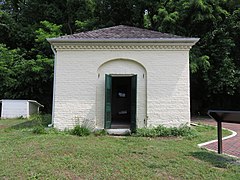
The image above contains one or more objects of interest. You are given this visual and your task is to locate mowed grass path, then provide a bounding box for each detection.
[0,118,239,179]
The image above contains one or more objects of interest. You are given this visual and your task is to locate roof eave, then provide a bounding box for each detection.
[28,100,44,107]
[47,38,200,45]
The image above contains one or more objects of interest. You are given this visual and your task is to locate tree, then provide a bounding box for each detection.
[1,0,240,114]
[0,20,61,112]
[0,44,21,98]
[34,20,62,57]
[143,0,240,113]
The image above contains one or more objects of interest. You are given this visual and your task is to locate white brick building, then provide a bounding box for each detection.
[48,25,199,131]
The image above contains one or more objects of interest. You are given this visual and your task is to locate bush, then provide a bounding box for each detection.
[134,125,197,138]
[46,128,62,134]
[174,125,196,137]
[94,129,107,136]
[32,125,47,134]
[70,125,91,136]
[29,114,52,126]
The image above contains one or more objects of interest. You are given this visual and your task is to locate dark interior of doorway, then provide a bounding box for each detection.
[111,77,131,129]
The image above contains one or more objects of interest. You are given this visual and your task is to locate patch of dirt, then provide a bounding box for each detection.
[0,125,7,129]
[54,170,83,180]
[155,170,180,180]
[147,136,182,141]
[110,136,181,140]
[110,135,128,138]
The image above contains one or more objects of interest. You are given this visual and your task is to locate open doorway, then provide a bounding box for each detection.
[111,77,131,128]
[105,75,137,131]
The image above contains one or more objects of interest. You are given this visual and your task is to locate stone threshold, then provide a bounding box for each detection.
[106,129,131,135]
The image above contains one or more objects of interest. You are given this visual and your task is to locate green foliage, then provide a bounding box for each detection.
[190,54,210,74]
[70,125,91,136]
[142,0,240,112]
[35,21,62,42]
[34,21,62,57]
[94,0,146,27]
[29,114,52,127]
[1,118,239,179]
[0,8,19,48]
[0,44,53,112]
[75,19,96,32]
[0,44,22,96]
[153,8,179,33]
[32,125,47,134]
[134,125,197,138]
[1,0,240,113]
[143,10,151,28]
[94,129,107,136]
[10,114,52,130]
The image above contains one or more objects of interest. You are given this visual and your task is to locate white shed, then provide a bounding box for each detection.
[0,99,44,118]
[48,25,199,131]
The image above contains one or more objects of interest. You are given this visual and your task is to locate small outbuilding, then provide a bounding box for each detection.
[48,25,199,131]
[0,99,43,118]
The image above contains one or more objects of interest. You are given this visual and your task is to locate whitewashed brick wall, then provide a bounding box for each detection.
[52,44,190,130]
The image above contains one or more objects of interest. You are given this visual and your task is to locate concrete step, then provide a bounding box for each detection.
[106,129,131,135]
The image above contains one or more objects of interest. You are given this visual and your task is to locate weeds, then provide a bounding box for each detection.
[94,129,107,136]
[11,114,51,129]
[29,114,52,127]
[134,125,197,138]
[32,125,47,134]
[70,125,91,136]
[2,115,197,138]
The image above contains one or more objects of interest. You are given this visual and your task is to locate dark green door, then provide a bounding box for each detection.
[105,74,137,130]
[105,74,112,128]
[130,75,137,132]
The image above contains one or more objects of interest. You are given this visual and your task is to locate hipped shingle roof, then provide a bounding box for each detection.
[56,25,184,40]
[47,25,199,44]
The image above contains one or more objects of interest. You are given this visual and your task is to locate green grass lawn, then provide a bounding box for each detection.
[0,118,239,179]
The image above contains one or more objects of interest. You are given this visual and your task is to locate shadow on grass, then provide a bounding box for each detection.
[190,151,237,168]
[11,114,51,129]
